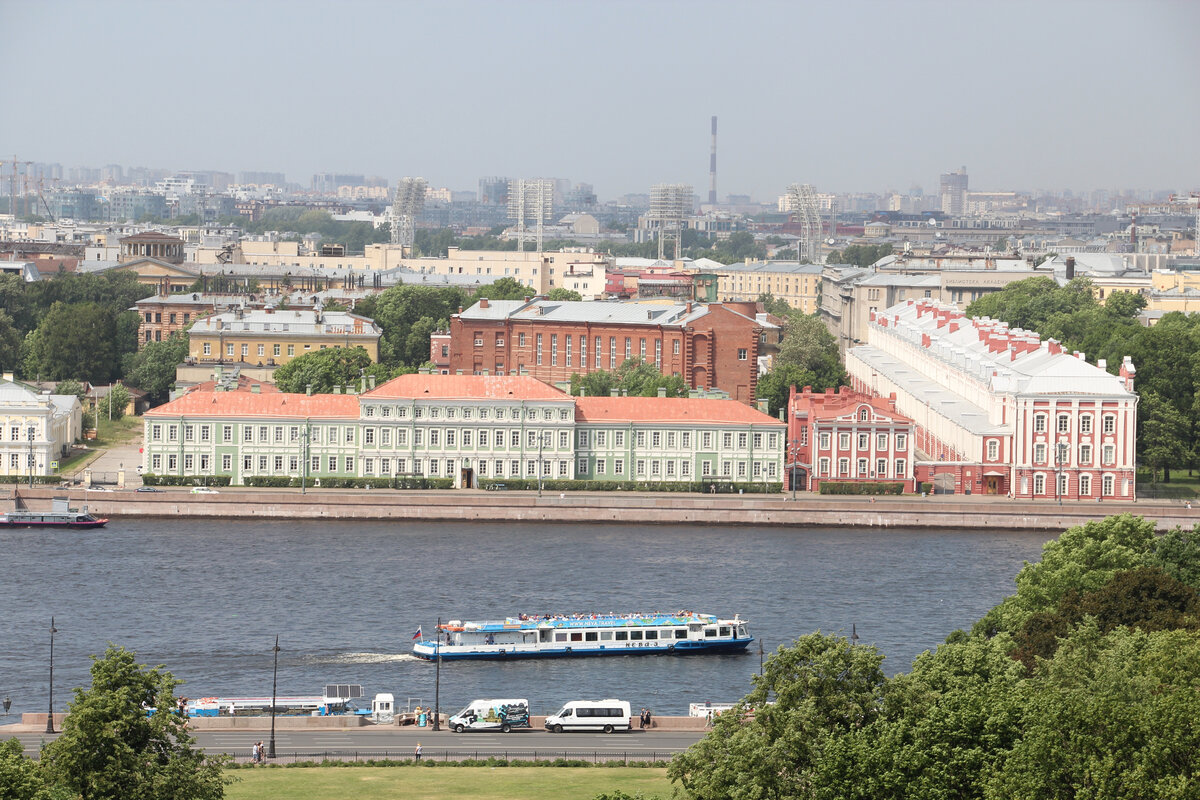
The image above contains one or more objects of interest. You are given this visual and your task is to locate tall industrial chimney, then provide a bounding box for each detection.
[708,116,717,205]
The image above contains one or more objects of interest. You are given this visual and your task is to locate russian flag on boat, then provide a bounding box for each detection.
[412,626,422,640]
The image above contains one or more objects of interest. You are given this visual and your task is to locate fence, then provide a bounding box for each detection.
[231,749,675,766]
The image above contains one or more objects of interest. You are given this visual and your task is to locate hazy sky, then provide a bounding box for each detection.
[3,0,1197,199]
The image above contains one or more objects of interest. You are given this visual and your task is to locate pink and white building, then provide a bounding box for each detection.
[786,386,917,493]
[846,299,1138,500]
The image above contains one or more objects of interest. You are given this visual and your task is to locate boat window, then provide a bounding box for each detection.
[630,631,643,640]
[675,629,687,639]
[720,627,730,637]
[600,631,613,640]
[570,632,583,642]
[737,626,747,637]
[555,632,568,642]
[705,628,717,637]
[615,631,628,641]
[584,632,598,642]
[645,630,658,640]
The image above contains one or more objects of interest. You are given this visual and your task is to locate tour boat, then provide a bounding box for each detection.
[0,508,107,529]
[412,612,752,661]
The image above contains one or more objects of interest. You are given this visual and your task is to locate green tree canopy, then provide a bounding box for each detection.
[473,277,531,301]
[271,346,392,394]
[546,288,583,302]
[39,645,228,800]
[775,313,845,389]
[0,309,21,373]
[360,285,466,367]
[24,302,119,384]
[97,383,131,421]
[122,335,189,403]
[0,738,55,800]
[826,244,893,268]
[570,359,688,399]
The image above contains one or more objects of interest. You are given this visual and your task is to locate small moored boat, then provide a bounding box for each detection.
[412,612,752,661]
[0,498,107,529]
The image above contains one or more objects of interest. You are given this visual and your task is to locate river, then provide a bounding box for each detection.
[0,519,1053,716]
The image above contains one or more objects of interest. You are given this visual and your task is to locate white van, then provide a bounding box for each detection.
[448,698,530,733]
[545,699,632,733]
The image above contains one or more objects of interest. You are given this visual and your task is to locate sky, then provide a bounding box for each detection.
[3,0,1198,200]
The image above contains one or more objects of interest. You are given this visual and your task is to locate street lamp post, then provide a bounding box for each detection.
[46,617,57,734]
[537,431,545,497]
[433,616,441,731]
[790,439,799,501]
[28,425,36,489]
[300,427,309,495]
[268,636,279,759]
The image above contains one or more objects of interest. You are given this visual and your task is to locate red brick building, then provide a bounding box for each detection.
[447,298,782,403]
[786,385,917,492]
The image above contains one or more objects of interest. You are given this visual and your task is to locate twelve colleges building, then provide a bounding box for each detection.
[142,375,785,487]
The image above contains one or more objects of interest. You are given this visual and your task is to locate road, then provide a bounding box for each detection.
[0,726,704,763]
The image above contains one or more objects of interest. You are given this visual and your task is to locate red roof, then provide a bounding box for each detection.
[574,396,783,426]
[186,376,282,394]
[367,374,571,401]
[145,391,359,419]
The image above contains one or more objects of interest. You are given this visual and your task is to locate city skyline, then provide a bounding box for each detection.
[3,0,1198,199]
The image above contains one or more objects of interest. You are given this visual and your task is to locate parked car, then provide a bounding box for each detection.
[136,486,162,492]
[190,487,219,495]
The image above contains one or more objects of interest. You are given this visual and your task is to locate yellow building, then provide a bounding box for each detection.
[701,261,824,313]
[188,306,381,368]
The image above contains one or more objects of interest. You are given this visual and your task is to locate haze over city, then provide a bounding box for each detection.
[3,0,1197,198]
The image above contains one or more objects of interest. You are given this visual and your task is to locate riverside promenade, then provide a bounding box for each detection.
[5,486,1195,531]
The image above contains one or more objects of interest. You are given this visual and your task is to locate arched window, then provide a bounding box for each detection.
[858,407,869,421]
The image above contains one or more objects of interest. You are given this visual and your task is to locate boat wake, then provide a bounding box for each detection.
[309,652,421,665]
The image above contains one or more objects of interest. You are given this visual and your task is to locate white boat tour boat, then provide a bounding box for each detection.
[412,612,752,661]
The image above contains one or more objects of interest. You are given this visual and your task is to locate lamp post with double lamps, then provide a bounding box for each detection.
[269,636,279,759]
[46,617,57,734]
[790,438,800,500]
[28,425,36,488]
[537,431,547,497]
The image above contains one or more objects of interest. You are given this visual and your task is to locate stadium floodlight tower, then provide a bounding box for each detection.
[650,183,692,261]
[787,183,822,264]
[508,178,555,252]
[391,177,428,255]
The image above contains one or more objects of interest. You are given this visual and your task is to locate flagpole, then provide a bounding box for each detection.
[433,616,441,731]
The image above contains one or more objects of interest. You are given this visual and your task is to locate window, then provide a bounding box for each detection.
[345,456,354,472]
[857,433,868,450]
[273,455,284,472]
[258,456,268,472]
[243,455,252,471]
[329,456,338,472]
[636,459,646,475]
[184,425,194,442]
[203,342,211,355]
[651,460,660,476]
[1058,473,1069,496]
[896,434,907,451]
[241,344,248,357]
[857,458,868,476]
[151,424,162,442]
[737,462,747,477]
[1080,474,1091,495]
[738,432,747,449]
[876,458,887,477]
[551,334,558,366]
[876,433,888,451]
[519,332,526,347]
[222,425,232,443]
[1102,445,1115,465]
[615,431,624,447]
[895,459,906,477]
[565,336,572,367]
[610,337,617,369]
[1034,473,1045,494]
[838,433,850,450]
[987,440,999,460]
[1102,474,1114,495]
[737,348,747,360]
[1034,414,1047,433]
[753,433,762,449]
[287,344,295,356]
[168,455,178,472]
[652,432,661,448]
[273,344,281,357]
[639,338,646,359]
[536,333,543,365]
[1080,444,1092,463]
[838,458,849,476]
[1080,415,1093,434]
[673,339,680,355]
[578,457,588,473]
[221,454,231,471]
[1034,443,1047,464]
[625,337,632,360]
[1057,414,1070,433]
[1103,415,1116,434]
[559,431,568,448]
[257,344,265,357]
[184,454,194,472]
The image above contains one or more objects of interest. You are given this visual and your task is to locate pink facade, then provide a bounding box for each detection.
[786,386,917,493]
[847,299,1138,500]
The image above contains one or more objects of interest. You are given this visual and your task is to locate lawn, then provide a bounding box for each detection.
[225,765,672,800]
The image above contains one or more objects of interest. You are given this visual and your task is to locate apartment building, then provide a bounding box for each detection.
[0,378,82,478]
[188,307,381,368]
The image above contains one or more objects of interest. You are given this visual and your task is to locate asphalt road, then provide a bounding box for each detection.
[0,726,705,763]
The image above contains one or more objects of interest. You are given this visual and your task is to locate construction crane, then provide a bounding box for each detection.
[36,176,55,222]
[1170,192,1200,256]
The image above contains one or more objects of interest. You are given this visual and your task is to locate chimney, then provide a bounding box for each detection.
[306,384,313,396]
[1119,356,1136,392]
[250,384,261,394]
[1098,358,1107,371]
[480,297,489,309]
[610,389,619,397]
[368,375,376,390]
[1065,256,1076,280]
[333,385,342,394]
[657,387,667,398]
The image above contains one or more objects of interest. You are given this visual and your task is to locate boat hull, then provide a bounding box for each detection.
[413,638,753,661]
[0,519,107,529]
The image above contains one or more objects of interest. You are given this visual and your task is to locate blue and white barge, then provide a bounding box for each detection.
[412,612,752,661]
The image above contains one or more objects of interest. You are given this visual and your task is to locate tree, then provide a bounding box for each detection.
[1150,525,1200,589]
[473,277,530,301]
[669,633,886,800]
[989,624,1200,799]
[272,346,391,394]
[756,364,820,417]
[53,379,87,401]
[973,514,1158,637]
[1139,390,1191,482]
[0,738,55,800]
[546,288,583,302]
[756,292,795,318]
[39,645,228,800]
[24,302,118,384]
[123,336,189,403]
[97,383,131,421]
[826,244,893,268]
[569,359,688,399]
[0,309,21,373]
[775,314,845,390]
[366,285,465,367]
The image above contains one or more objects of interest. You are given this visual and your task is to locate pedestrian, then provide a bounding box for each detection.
[251,741,261,765]
[639,708,647,729]
[644,708,652,729]
[414,742,422,762]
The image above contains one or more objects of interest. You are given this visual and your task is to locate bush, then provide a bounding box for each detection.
[139,474,232,487]
[0,474,63,484]
[818,481,905,495]
[240,476,454,490]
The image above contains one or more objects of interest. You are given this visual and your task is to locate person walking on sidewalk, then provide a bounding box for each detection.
[414,742,423,762]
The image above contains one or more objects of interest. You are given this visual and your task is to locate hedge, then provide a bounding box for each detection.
[0,474,63,484]
[478,478,782,494]
[242,476,454,490]
[818,481,905,495]
[140,474,232,487]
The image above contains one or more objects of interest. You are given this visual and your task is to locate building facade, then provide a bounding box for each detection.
[142,374,785,488]
[448,298,780,404]
[187,307,381,368]
[0,378,83,478]
[846,300,1138,500]
[786,386,917,493]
